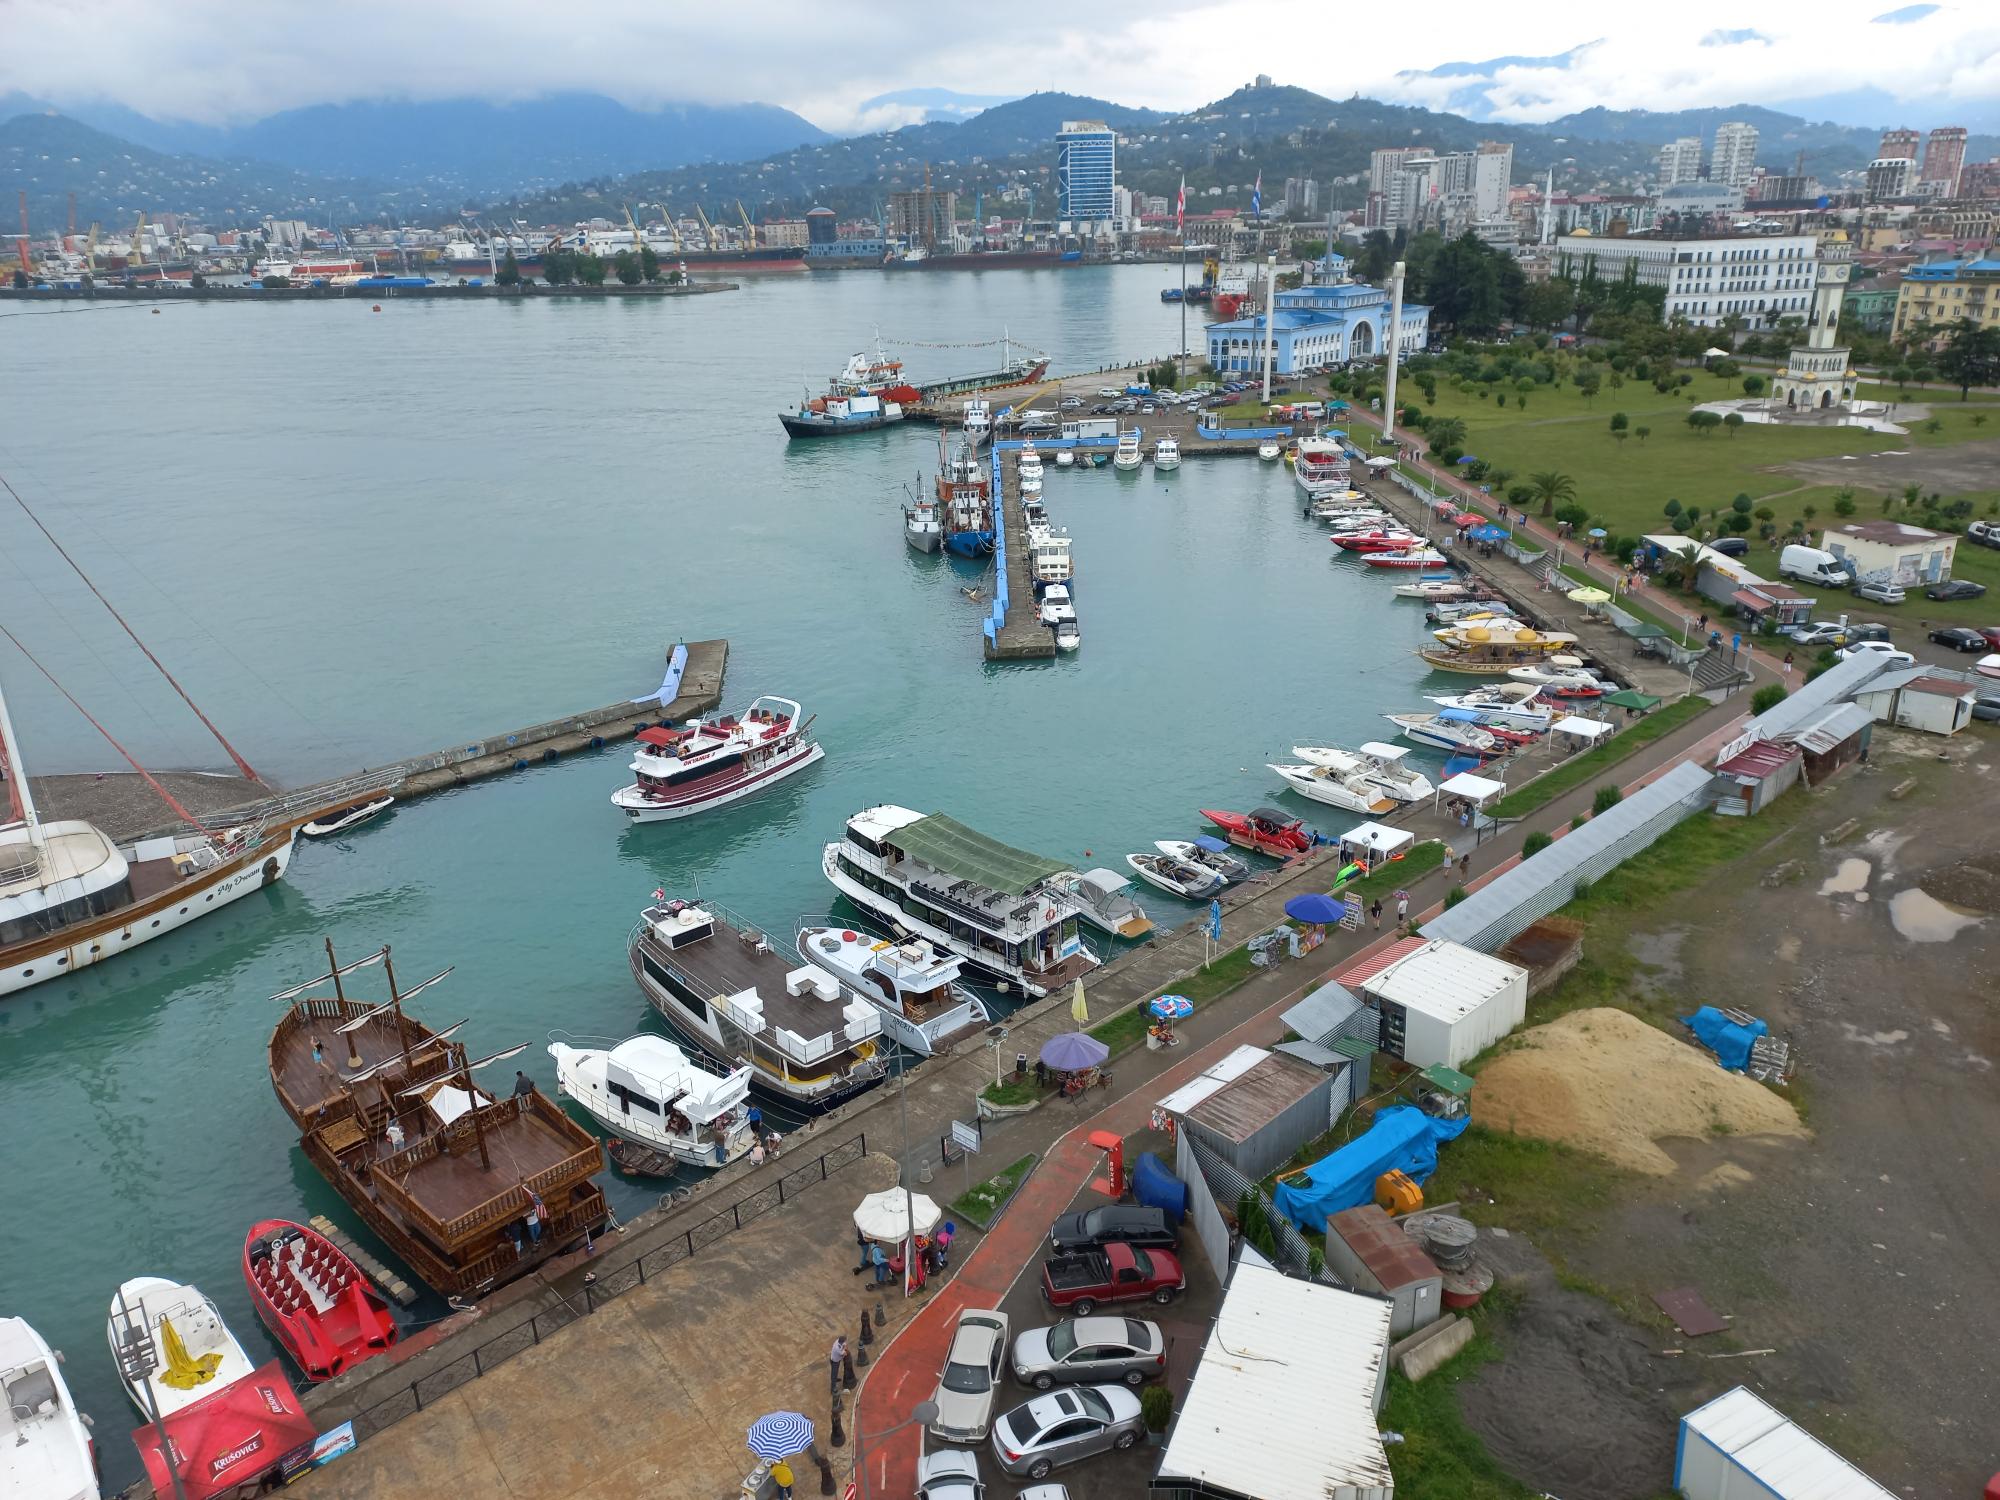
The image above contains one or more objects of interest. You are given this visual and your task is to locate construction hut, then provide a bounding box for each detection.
[1728,580,1812,634]
[1156,1044,1340,1181]
[1277,980,1377,1113]
[1850,668,1977,736]
[1323,1204,1444,1337]
[1330,938,1529,1070]
[1714,737,1803,816]
[1787,701,1872,781]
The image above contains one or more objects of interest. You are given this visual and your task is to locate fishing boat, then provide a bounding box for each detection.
[937,433,997,557]
[1293,436,1351,499]
[267,944,610,1296]
[821,806,1099,996]
[962,401,991,442]
[1125,851,1226,900]
[1153,438,1180,471]
[1267,760,1397,816]
[1425,683,1554,728]
[1051,870,1155,941]
[610,695,822,823]
[1154,837,1252,886]
[1258,441,1281,461]
[779,388,904,438]
[302,794,395,838]
[1384,711,1503,756]
[1363,547,1449,569]
[0,1316,97,1500]
[1113,431,1143,471]
[107,1278,254,1420]
[1038,584,1077,626]
[1421,625,1581,675]
[905,491,943,553]
[794,925,991,1056]
[1200,807,1313,857]
[547,1032,757,1165]
[1053,619,1082,652]
[242,1220,398,1383]
[629,900,886,1111]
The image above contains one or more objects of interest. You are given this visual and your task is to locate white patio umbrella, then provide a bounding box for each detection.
[853,1187,940,1242]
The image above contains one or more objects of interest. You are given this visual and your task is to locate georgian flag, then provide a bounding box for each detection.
[1252,172,1262,217]
[1176,174,1186,234]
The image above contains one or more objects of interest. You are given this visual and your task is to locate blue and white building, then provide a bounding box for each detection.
[1205,262,1431,375]
[1057,121,1117,226]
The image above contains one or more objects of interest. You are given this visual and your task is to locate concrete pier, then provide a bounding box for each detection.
[983,450,1057,661]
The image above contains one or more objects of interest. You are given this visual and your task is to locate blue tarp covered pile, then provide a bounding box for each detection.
[1271,1105,1471,1233]
[1684,1006,1767,1072]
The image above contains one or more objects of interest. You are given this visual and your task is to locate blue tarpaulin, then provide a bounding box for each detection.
[1271,1105,1470,1233]
[1684,1006,1767,1072]
[1132,1152,1187,1224]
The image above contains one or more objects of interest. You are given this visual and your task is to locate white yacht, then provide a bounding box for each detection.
[1027,528,1074,586]
[1113,431,1143,470]
[905,493,943,553]
[1037,584,1077,626]
[821,807,1099,997]
[547,1032,757,1166]
[1385,713,1503,757]
[0,1316,98,1500]
[1021,471,1043,496]
[1424,683,1555,729]
[794,925,990,1056]
[610,695,823,824]
[1293,436,1351,499]
[1053,619,1081,653]
[1153,437,1180,470]
[1153,838,1251,886]
[107,1277,254,1420]
[1125,851,1226,900]
[1267,759,1398,816]
[628,899,887,1113]
[1327,743,1436,804]
[1051,870,1154,940]
[1258,441,1281,461]
[1055,450,1075,468]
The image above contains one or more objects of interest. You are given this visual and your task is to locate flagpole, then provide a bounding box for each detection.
[1177,174,1187,387]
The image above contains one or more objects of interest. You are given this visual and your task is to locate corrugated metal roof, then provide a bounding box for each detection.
[1185,1054,1327,1144]
[1681,1387,1897,1498]
[1281,980,1363,1045]
[1719,739,1802,778]
[1786,702,1872,755]
[1329,1205,1443,1291]
[1156,1044,1270,1116]
[1361,940,1528,1023]
[1744,653,1893,740]
[1155,1262,1394,1500]
[1274,1038,1348,1070]
[1330,936,1428,988]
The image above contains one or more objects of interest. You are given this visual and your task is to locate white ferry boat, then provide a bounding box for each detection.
[821,807,1099,997]
[611,696,822,823]
[0,1316,98,1500]
[794,925,991,1056]
[627,899,886,1112]
[547,1032,758,1166]
[1293,436,1352,499]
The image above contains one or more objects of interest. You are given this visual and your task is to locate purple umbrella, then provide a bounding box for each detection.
[1040,1032,1110,1070]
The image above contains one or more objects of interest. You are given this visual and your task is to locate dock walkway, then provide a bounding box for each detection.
[983,449,1056,661]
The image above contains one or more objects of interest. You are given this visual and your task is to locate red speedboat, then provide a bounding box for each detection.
[243,1220,398,1382]
[1481,722,1541,746]
[1331,531,1420,553]
[1201,806,1313,857]
[1540,681,1605,699]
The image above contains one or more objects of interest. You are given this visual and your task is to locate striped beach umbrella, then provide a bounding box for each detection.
[747,1411,814,1461]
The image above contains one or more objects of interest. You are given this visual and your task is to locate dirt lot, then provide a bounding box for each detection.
[1488,729,2000,1497]
[1781,434,2000,495]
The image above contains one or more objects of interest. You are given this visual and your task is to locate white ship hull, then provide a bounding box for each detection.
[548,1042,755,1166]
[108,1277,254,1421]
[614,741,823,823]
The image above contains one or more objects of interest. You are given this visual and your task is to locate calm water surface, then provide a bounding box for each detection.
[0,267,1446,1483]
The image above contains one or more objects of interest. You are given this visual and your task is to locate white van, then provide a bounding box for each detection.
[1779,544,1851,588]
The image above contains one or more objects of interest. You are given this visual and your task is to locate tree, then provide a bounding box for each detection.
[1742,374,1765,397]
[576,254,607,287]
[1424,416,1467,455]
[1575,369,1603,406]
[1634,425,1650,444]
[1609,411,1629,436]
[1685,410,1722,437]
[1354,229,1394,283]
[1522,277,1575,332]
[1750,683,1788,715]
[1937,318,2000,400]
[1522,831,1554,857]
[541,247,576,285]
[1731,494,1753,515]
[1663,497,1683,519]
[1592,785,1623,816]
[1723,412,1744,436]
[495,248,522,287]
[612,250,642,285]
[1506,484,1534,510]
[1526,470,1577,518]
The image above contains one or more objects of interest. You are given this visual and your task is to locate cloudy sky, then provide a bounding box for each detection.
[6,0,1996,130]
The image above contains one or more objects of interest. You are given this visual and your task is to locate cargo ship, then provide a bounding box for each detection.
[885,247,1080,272]
[442,239,806,278]
[919,355,1050,402]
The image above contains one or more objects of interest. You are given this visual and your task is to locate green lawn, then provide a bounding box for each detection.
[1486,696,1711,819]
[1553,564,1698,641]
[1087,943,1262,1055]
[949,1153,1037,1230]
[1342,839,1447,899]
[979,1076,1044,1107]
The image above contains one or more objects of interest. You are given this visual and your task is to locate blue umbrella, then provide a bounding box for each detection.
[1470,524,1510,542]
[1040,1032,1110,1070]
[1456,454,1478,465]
[1283,892,1345,923]
[747,1413,815,1461]
[1148,995,1194,1020]
[1587,527,1608,538]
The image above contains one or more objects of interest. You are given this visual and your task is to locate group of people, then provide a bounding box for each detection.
[854,1222,953,1291]
[1366,891,1413,931]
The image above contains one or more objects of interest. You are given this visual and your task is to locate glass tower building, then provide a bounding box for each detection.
[1057,121,1117,222]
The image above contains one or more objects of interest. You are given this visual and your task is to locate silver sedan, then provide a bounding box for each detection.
[1011,1316,1165,1391]
[990,1384,1144,1480]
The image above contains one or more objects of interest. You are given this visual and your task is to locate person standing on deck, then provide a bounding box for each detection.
[514,1071,534,1099]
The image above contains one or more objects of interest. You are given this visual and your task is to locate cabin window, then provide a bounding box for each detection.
[608,1082,661,1116]
[640,953,711,1023]
[665,751,745,788]
[846,829,884,858]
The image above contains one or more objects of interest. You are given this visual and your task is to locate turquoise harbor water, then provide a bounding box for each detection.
[0,267,1446,1485]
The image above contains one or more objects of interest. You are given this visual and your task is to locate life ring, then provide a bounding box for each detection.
[1044,907,1057,922]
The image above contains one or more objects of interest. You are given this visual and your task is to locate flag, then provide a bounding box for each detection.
[1208,899,1223,942]
[1175,175,1185,236]
[1252,172,1262,218]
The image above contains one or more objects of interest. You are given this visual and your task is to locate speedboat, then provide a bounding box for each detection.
[1053,618,1081,652]
[302,794,395,837]
[794,926,991,1056]
[1330,530,1420,552]
[0,1316,98,1500]
[1393,579,1480,600]
[1125,851,1226,900]
[548,1032,757,1163]
[1506,656,1603,689]
[1055,450,1074,468]
[243,1220,399,1383]
[1267,761,1397,815]
[611,695,823,823]
[905,494,944,553]
[1154,837,1251,886]
[1539,677,1607,699]
[1364,547,1449,569]
[1258,441,1281,461]
[1153,438,1180,470]
[1347,742,1435,804]
[1052,869,1156,941]
[1425,683,1555,728]
[108,1277,255,1420]
[1200,806,1312,857]
[1384,712,1502,756]
[1038,584,1076,626]
[1113,431,1143,470]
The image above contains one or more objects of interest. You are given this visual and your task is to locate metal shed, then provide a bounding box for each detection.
[1714,737,1803,816]
[1675,1386,1896,1500]
[1851,669,1976,736]
[1278,981,1376,1112]
[1160,1045,1338,1180]
[1324,1204,1444,1337]
[1341,939,1529,1069]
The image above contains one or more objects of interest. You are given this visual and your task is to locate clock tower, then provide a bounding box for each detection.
[1771,233,1857,410]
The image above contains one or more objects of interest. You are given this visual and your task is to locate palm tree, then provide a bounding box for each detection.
[1526,470,1577,518]
[1425,416,1467,454]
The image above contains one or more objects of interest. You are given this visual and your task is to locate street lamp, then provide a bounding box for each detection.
[852,1399,939,1500]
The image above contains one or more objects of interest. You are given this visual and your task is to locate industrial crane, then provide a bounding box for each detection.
[14,190,31,280]
[131,213,146,267]
[691,203,720,253]
[652,202,684,254]
[735,200,759,248]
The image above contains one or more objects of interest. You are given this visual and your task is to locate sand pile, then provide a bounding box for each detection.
[1919,855,2000,914]
[1478,1007,1807,1174]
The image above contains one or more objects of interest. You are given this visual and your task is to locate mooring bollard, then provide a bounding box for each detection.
[842,1350,857,1390]
[816,1454,835,1496]
[858,1308,873,1347]
[874,1299,888,1328]
[830,1400,847,1448]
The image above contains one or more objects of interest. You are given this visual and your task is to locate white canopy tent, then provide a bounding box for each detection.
[1436,770,1506,811]
[1552,714,1613,747]
[853,1188,940,1243]
[1336,821,1415,873]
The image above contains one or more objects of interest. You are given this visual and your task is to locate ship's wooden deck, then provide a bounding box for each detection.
[381,1098,591,1224]
[639,923,853,1044]
[273,1010,444,1122]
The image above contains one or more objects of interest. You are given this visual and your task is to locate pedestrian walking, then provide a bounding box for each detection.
[855,1225,871,1275]
[1396,891,1409,925]
[1459,849,1472,879]
[1782,651,1795,677]
[1369,897,1384,930]
[829,1336,847,1395]
[1697,612,1708,633]
[770,1459,795,1500]
[310,1036,326,1067]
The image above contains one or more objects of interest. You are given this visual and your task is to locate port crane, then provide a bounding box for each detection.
[691,203,720,253]
[14,191,32,281]
[735,200,759,248]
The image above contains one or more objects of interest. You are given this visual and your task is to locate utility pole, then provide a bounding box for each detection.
[1382,260,1406,447]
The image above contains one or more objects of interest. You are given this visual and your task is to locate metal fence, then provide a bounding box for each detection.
[1183,1133,1349,1291]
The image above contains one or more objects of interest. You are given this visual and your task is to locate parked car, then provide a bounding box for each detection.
[1973,698,2000,722]
[1924,579,1987,602]
[1096,387,1122,398]
[930,1308,1011,1443]
[1785,622,1849,647]
[1853,580,1906,605]
[1041,1241,1184,1315]
[1836,640,1915,666]
[990,1386,1144,1480]
[1049,1206,1178,1255]
[1966,519,2000,549]
[916,1450,985,1500]
[1929,626,1989,652]
[1013,1316,1166,1390]
[1980,627,2000,651]
[1708,536,1750,558]
[1846,621,1894,645]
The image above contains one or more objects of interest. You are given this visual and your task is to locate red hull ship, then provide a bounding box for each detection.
[243,1219,398,1382]
[1200,807,1313,857]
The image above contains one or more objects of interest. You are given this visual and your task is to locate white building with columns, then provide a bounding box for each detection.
[1554,230,1819,328]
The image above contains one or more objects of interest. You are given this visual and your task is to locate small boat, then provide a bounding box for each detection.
[1053,869,1156,940]
[1385,712,1502,756]
[1393,579,1481,600]
[795,925,991,1056]
[1125,851,1226,900]
[1200,806,1313,857]
[243,1220,398,1383]
[1428,603,1520,626]
[1056,451,1075,468]
[1505,656,1602,689]
[1331,530,1420,553]
[1021,472,1043,496]
[612,695,823,823]
[1540,678,1607,699]
[1019,445,1044,476]
[108,1277,255,1420]
[1364,547,1449,569]
[1347,742,1436,804]
[606,1139,682,1177]
[1974,653,2000,680]
[302,793,395,838]
[0,1315,98,1500]
[1294,437,1350,498]
[1268,761,1398,816]
[1038,584,1076,626]
[905,493,943,553]
[1153,438,1180,470]
[1481,722,1542,746]
[1054,618,1081,652]
[548,1032,758,1164]
[1154,837,1252,886]
[1422,624,1582,675]
[1258,441,1281,461]
[1113,431,1143,471]
[1425,683,1555,728]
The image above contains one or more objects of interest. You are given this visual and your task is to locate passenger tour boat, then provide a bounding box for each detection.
[242,1220,399,1383]
[611,696,822,823]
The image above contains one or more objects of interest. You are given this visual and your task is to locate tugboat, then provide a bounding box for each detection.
[936,433,997,558]
[611,695,822,823]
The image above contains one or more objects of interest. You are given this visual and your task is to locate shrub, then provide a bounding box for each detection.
[1742,374,1765,396]
[1522,830,1554,857]
[1663,498,1682,518]
[1443,885,1469,908]
[1592,784,1623,816]
[1402,405,1423,426]
[1750,683,1788,715]
[1731,493,1753,514]
[1141,1386,1175,1433]
[1571,814,1588,831]
[1571,875,1594,900]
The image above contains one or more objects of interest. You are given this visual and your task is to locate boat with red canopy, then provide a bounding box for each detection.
[242,1220,398,1382]
[1330,530,1421,553]
[131,1360,317,1500]
[611,695,823,824]
[1200,807,1313,857]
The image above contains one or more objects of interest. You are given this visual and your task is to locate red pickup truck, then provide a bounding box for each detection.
[1041,1240,1185,1316]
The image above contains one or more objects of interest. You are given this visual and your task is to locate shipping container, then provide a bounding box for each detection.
[1675,1387,1896,1500]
